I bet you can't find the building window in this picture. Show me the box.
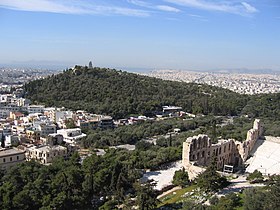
[10,157,12,161]
[3,158,5,163]
[17,156,19,160]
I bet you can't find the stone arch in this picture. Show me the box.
[203,138,207,147]
[198,138,201,149]
[193,140,197,150]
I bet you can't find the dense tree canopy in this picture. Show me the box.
[24,66,249,118]
[0,151,143,210]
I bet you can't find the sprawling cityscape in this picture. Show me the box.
[146,70,280,95]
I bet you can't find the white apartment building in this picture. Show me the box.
[36,123,57,137]
[26,145,67,164]
[57,128,86,144]
[27,105,45,114]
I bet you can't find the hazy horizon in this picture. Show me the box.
[1,61,279,75]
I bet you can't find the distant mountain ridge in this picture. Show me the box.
[24,66,250,118]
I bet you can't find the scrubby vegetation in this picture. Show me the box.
[247,170,264,183]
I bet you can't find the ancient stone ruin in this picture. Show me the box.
[182,119,263,170]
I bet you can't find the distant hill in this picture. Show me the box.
[24,66,250,118]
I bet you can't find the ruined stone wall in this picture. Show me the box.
[238,119,263,161]
[211,139,240,169]
[182,134,211,167]
[182,135,239,169]
[182,119,262,170]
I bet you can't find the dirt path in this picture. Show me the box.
[157,186,181,199]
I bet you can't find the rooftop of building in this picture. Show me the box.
[57,128,82,132]
[0,147,25,157]
[30,145,66,152]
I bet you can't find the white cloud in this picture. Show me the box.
[0,0,150,17]
[127,0,148,8]
[128,0,180,13]
[188,14,203,18]
[165,0,258,15]
[241,2,258,13]
[157,5,180,12]
[188,13,208,21]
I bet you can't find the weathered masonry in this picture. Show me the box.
[182,119,263,170]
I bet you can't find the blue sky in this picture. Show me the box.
[0,0,279,71]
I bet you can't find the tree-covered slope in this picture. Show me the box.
[24,66,248,118]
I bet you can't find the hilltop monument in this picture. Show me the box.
[89,61,93,68]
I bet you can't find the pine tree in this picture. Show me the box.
[196,156,229,192]
[135,181,158,210]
